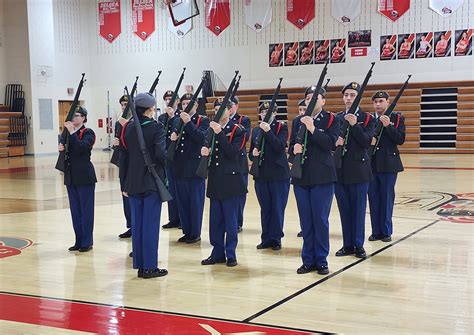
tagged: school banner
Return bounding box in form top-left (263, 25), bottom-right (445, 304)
top-left (98, 1), bottom-right (121, 43)
top-left (378, 0), bottom-right (410, 22)
top-left (429, 0), bottom-right (464, 17)
top-left (205, 0), bottom-right (231, 36)
top-left (132, 0), bottom-right (155, 41)
top-left (244, 0), bottom-right (272, 33)
top-left (286, 0), bottom-right (315, 30)
top-left (331, 0), bottom-right (361, 26)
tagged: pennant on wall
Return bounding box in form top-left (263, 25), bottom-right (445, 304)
top-left (286, 0), bottom-right (315, 30)
top-left (378, 0), bottom-right (410, 22)
top-left (331, 0), bottom-right (361, 26)
top-left (244, 0), bottom-right (272, 33)
top-left (167, 1), bottom-right (193, 37)
top-left (205, 0), bottom-right (230, 36)
top-left (167, 17), bottom-right (192, 38)
top-left (429, 0), bottom-right (464, 17)
top-left (98, 1), bottom-right (121, 43)
top-left (132, 0), bottom-right (155, 41)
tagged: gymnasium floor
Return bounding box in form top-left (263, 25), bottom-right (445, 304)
top-left (0, 152), bottom-right (473, 334)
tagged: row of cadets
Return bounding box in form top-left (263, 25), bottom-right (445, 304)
top-left (249, 102), bottom-right (290, 251)
top-left (201, 98), bottom-right (247, 267)
top-left (158, 90), bottom-right (182, 230)
top-left (229, 96), bottom-right (251, 232)
top-left (368, 91), bottom-right (405, 242)
top-left (289, 86), bottom-right (340, 275)
top-left (120, 93), bottom-right (168, 279)
top-left (59, 107), bottom-right (97, 253)
top-left (170, 93), bottom-right (210, 243)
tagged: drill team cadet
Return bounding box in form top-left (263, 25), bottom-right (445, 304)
top-left (368, 91), bottom-right (405, 242)
top-left (121, 92), bottom-right (168, 279)
top-left (170, 93), bottom-right (210, 243)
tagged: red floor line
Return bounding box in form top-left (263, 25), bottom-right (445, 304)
top-left (0, 292), bottom-right (312, 334)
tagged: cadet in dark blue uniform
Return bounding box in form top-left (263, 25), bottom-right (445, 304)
top-left (158, 90), bottom-right (181, 229)
top-left (368, 91), bottom-right (405, 242)
top-left (230, 97), bottom-right (251, 232)
top-left (201, 99), bottom-right (247, 267)
top-left (249, 102), bottom-right (290, 251)
top-left (121, 93), bottom-right (168, 279)
top-left (289, 87), bottom-right (339, 275)
top-left (115, 95), bottom-right (132, 239)
top-left (334, 82), bottom-right (376, 259)
top-left (296, 98), bottom-right (307, 238)
top-left (170, 93), bottom-right (210, 243)
top-left (59, 107), bottom-right (97, 252)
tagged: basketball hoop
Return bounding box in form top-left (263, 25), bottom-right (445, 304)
top-left (163, 0), bottom-right (199, 27)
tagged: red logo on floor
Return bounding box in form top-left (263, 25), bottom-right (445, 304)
top-left (0, 237), bottom-right (32, 259)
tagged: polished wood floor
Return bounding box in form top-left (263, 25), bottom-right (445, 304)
top-left (0, 152), bottom-right (473, 334)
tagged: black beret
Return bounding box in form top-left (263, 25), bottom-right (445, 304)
top-left (372, 91), bottom-right (390, 100)
top-left (298, 99), bottom-right (306, 107)
top-left (181, 93), bottom-right (193, 101)
top-left (119, 95), bottom-right (128, 104)
top-left (305, 86), bottom-right (326, 98)
top-left (342, 82), bottom-right (361, 94)
top-left (135, 92), bottom-right (156, 108)
top-left (163, 90), bottom-right (174, 100)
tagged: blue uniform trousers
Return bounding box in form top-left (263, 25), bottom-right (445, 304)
top-left (122, 193), bottom-right (131, 229)
top-left (209, 196), bottom-right (240, 260)
top-left (175, 177), bottom-right (205, 238)
top-left (294, 183), bottom-right (334, 267)
top-left (66, 184), bottom-right (95, 249)
top-left (335, 182), bottom-right (369, 248)
top-left (255, 180), bottom-right (290, 245)
top-left (237, 173), bottom-right (248, 228)
top-left (368, 172), bottom-right (397, 238)
top-left (165, 166), bottom-right (180, 225)
top-left (129, 191), bottom-right (162, 270)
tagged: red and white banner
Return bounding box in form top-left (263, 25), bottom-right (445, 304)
top-left (429, 0), bottom-right (464, 17)
top-left (286, 0), bottom-right (315, 30)
top-left (378, 0), bottom-right (410, 22)
top-left (244, 0), bottom-right (272, 33)
top-left (205, 0), bottom-right (230, 36)
top-left (98, 1), bottom-right (121, 43)
top-left (331, 0), bottom-right (361, 26)
top-left (132, 0), bottom-right (155, 41)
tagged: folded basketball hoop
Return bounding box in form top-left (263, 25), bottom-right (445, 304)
top-left (165, 0), bottom-right (199, 27)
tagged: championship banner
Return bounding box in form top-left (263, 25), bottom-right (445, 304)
top-left (331, 0), bottom-right (361, 26)
top-left (434, 31), bottom-right (451, 57)
top-left (269, 43), bottom-right (284, 67)
top-left (244, 0), bottom-right (272, 33)
top-left (429, 0), bottom-right (464, 17)
top-left (397, 33), bottom-right (415, 59)
top-left (284, 42), bottom-right (299, 66)
top-left (330, 38), bottom-right (346, 63)
top-left (286, 0), bottom-right (315, 30)
top-left (455, 29), bottom-right (472, 56)
top-left (415, 32), bottom-right (433, 58)
top-left (205, 0), bottom-right (230, 36)
top-left (380, 35), bottom-right (397, 61)
top-left (98, 1), bottom-right (121, 43)
top-left (348, 30), bottom-right (371, 48)
top-left (378, 0), bottom-right (410, 22)
top-left (299, 41), bottom-right (314, 65)
top-left (132, 0), bottom-right (154, 41)
top-left (314, 39), bottom-right (330, 64)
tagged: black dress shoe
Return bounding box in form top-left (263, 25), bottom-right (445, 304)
top-left (129, 252), bottom-right (133, 257)
top-left (381, 236), bottom-right (392, 242)
top-left (226, 258), bottom-right (238, 267)
top-left (163, 222), bottom-right (180, 229)
top-left (256, 242), bottom-right (272, 250)
top-left (335, 247), bottom-right (355, 257)
top-left (368, 234), bottom-right (382, 241)
top-left (316, 265), bottom-right (329, 275)
top-left (68, 246), bottom-right (79, 251)
top-left (79, 246), bottom-right (93, 252)
top-left (355, 247), bottom-right (367, 258)
top-left (272, 244), bottom-right (282, 251)
top-left (137, 269), bottom-right (144, 278)
top-left (177, 235), bottom-right (190, 243)
top-left (237, 226), bottom-right (243, 233)
top-left (118, 229), bottom-right (132, 238)
top-left (297, 264), bottom-right (315, 274)
top-left (297, 231), bottom-right (302, 237)
top-left (143, 268), bottom-right (168, 278)
top-left (201, 256), bottom-right (226, 265)
top-left (186, 236), bottom-right (201, 244)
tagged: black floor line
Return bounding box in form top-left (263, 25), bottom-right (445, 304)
top-left (242, 219), bottom-right (440, 323)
